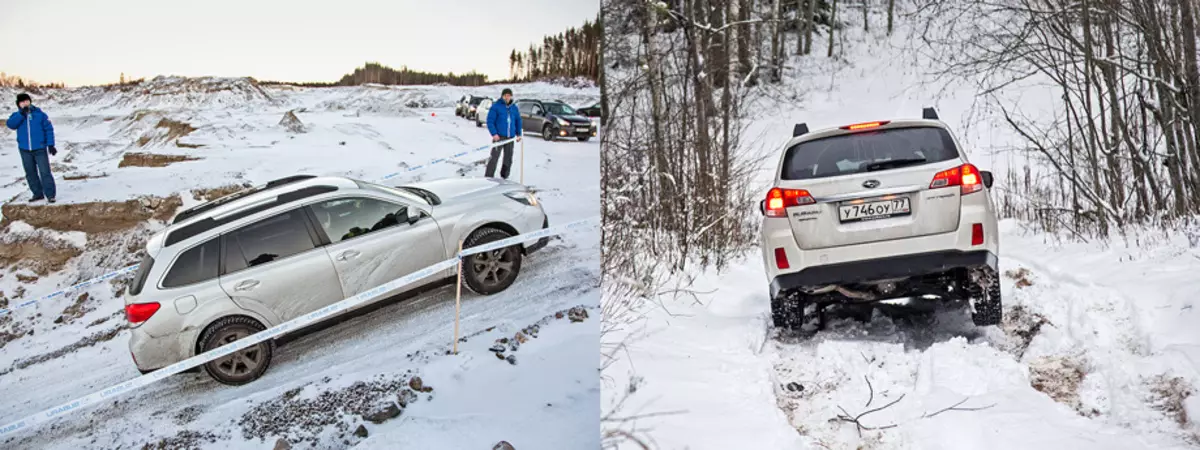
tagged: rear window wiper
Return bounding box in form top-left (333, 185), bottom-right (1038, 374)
top-left (866, 157), bottom-right (927, 172)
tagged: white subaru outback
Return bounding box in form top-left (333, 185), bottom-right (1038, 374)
top-left (759, 108), bottom-right (1001, 331)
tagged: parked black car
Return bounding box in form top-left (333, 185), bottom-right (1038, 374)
top-left (517, 99), bottom-right (597, 142)
top-left (457, 95), bottom-right (487, 119)
top-left (465, 96), bottom-right (487, 120)
top-left (577, 103), bottom-right (601, 118)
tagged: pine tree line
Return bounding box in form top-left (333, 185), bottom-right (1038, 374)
top-left (508, 17), bottom-right (602, 81)
top-left (335, 62), bottom-right (489, 86)
top-left (0, 73), bottom-right (65, 89)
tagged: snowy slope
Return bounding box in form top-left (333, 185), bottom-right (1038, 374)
top-left (603, 6), bottom-right (1200, 450)
top-left (0, 79), bottom-right (600, 449)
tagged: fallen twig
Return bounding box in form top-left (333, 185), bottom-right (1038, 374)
top-left (921, 398), bottom-right (997, 419)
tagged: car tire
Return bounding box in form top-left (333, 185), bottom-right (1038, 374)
top-left (197, 316), bottom-right (274, 385)
top-left (771, 292), bottom-right (805, 329)
top-left (476, 119), bottom-right (482, 128)
top-left (577, 136), bottom-right (591, 142)
top-left (542, 125), bottom-right (555, 141)
top-left (461, 227), bottom-right (524, 295)
top-left (967, 270), bottom-right (1002, 326)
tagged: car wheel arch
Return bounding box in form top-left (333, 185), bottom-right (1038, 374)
top-left (189, 312), bottom-right (273, 357)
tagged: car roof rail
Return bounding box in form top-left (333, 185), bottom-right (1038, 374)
top-left (173, 175), bottom-right (318, 224)
top-left (922, 107), bottom-right (939, 120)
top-left (793, 123), bottom-right (809, 137)
top-left (165, 185), bottom-right (338, 247)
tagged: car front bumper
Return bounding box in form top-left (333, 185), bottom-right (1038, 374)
top-left (768, 249), bottom-right (998, 299)
top-left (552, 123), bottom-right (597, 138)
top-left (525, 215), bottom-right (550, 254)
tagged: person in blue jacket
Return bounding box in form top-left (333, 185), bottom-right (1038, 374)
top-left (6, 93), bottom-right (57, 203)
top-left (485, 88), bottom-right (523, 179)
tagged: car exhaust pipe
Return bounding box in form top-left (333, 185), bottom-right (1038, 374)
top-left (834, 286), bottom-right (876, 301)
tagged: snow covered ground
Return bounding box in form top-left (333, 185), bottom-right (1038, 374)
top-left (0, 78), bottom-right (600, 449)
top-left (603, 6), bottom-right (1200, 450)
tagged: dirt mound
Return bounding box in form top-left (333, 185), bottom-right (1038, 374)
top-left (119, 152), bottom-right (201, 168)
top-left (1, 195), bottom-right (182, 233)
top-left (191, 184), bottom-right (250, 202)
top-left (1029, 355), bottom-right (1090, 414)
top-left (279, 110), bottom-right (306, 133)
top-left (134, 118), bottom-right (198, 147)
top-left (0, 234), bottom-right (82, 275)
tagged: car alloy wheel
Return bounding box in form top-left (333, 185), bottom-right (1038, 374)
top-left (210, 328), bottom-right (263, 379)
top-left (471, 248), bottom-right (517, 288)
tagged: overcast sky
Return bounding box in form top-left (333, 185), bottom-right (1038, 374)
top-left (0, 0), bottom-right (598, 86)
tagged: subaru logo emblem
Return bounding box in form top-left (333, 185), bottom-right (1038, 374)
top-left (863, 179), bottom-right (881, 189)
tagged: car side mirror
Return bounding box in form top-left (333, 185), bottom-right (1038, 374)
top-left (980, 171), bottom-right (994, 189)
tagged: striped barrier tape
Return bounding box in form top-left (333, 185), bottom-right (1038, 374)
top-left (0, 136), bottom-right (525, 319)
top-left (0, 215), bottom-right (598, 438)
top-left (376, 137), bottom-right (518, 182)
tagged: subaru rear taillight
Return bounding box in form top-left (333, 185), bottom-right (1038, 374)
top-left (125, 302), bottom-right (161, 324)
top-left (930, 163), bottom-right (984, 195)
top-left (764, 188), bottom-right (816, 217)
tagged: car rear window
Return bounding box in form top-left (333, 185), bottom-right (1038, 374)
top-left (162, 239), bottom-right (220, 288)
top-left (128, 254), bottom-right (155, 296)
top-left (781, 126), bottom-right (960, 180)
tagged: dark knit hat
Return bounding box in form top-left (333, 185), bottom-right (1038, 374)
top-left (501, 88), bottom-right (513, 97)
top-left (15, 93), bottom-right (31, 107)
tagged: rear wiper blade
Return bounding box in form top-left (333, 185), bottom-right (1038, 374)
top-left (866, 158), bottom-right (927, 172)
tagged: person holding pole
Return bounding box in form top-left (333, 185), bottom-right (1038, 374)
top-left (485, 88), bottom-right (522, 180)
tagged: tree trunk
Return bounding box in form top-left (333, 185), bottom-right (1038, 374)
top-left (863, 0), bottom-right (869, 32)
top-left (771, 0), bottom-right (783, 81)
top-left (828, 0), bottom-right (838, 57)
top-left (805, 0), bottom-right (817, 54)
top-left (887, 0), bottom-right (894, 35)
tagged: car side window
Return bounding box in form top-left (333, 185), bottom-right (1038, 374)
top-left (310, 197), bottom-right (409, 243)
top-left (532, 105), bottom-right (544, 116)
top-left (518, 102), bottom-right (532, 115)
top-left (224, 209), bottom-right (318, 271)
top-left (162, 238), bottom-right (220, 288)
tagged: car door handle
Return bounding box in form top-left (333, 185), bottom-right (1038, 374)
top-left (337, 250), bottom-right (361, 261)
top-left (234, 280), bottom-right (260, 292)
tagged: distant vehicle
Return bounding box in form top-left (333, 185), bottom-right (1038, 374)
top-left (475, 98), bottom-right (493, 128)
top-left (454, 95), bottom-right (470, 117)
top-left (465, 96), bottom-right (487, 120)
top-left (759, 107), bottom-right (1001, 332)
top-left (516, 99), bottom-right (597, 142)
top-left (126, 174), bottom-right (549, 385)
top-left (577, 103), bottom-right (600, 118)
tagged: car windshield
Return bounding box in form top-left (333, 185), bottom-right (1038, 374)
top-left (781, 126), bottom-right (960, 180)
top-left (352, 179), bottom-right (433, 205)
top-left (544, 103), bottom-right (577, 115)
top-left (469, 96), bottom-right (485, 105)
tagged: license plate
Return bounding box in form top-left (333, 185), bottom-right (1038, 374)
top-left (839, 197), bottom-right (911, 222)
top-left (575, 127), bottom-right (590, 132)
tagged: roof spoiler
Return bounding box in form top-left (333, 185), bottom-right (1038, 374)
top-left (793, 123), bottom-right (809, 137)
top-left (922, 107), bottom-right (939, 120)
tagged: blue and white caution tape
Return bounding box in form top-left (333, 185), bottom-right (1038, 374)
top-left (0, 137), bottom-right (525, 319)
top-left (376, 137), bottom-right (517, 182)
top-left (0, 216), bottom-right (598, 438)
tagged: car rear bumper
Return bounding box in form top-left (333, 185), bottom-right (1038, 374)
top-left (129, 325), bottom-right (185, 372)
top-left (769, 249), bottom-right (997, 299)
